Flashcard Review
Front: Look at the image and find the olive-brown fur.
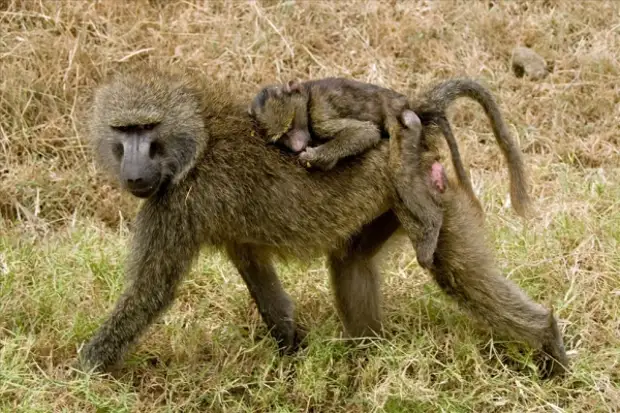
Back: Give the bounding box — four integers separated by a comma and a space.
249, 77, 532, 267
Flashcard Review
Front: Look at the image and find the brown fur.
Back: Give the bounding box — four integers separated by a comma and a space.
79, 66, 567, 379
385, 108, 445, 269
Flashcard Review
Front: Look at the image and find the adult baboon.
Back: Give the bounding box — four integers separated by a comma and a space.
80, 66, 567, 378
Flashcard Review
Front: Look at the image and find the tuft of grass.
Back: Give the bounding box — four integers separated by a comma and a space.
1, 0, 619, 411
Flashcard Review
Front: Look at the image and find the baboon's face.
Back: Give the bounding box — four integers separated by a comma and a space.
90, 73, 206, 198
103, 122, 166, 198
249, 86, 311, 154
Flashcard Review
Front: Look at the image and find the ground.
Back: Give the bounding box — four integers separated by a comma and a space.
1, 1, 619, 412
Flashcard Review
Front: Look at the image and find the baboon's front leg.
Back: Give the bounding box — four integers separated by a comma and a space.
79, 208, 199, 372
226, 244, 300, 353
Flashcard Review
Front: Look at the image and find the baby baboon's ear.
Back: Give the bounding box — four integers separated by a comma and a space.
271, 86, 284, 98
284, 79, 302, 93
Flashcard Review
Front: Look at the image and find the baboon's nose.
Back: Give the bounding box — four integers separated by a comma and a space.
127, 177, 146, 186
125, 176, 156, 198
126, 177, 152, 191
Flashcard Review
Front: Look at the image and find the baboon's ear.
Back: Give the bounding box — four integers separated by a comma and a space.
285, 79, 302, 93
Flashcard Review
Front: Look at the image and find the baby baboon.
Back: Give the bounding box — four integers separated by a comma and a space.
249, 78, 410, 170
79, 66, 567, 379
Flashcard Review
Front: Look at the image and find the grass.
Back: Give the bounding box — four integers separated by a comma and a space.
1, 0, 619, 411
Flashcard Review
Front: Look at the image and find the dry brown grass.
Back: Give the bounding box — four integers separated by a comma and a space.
1, 1, 619, 412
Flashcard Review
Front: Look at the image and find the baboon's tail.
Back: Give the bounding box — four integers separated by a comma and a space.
414, 79, 531, 217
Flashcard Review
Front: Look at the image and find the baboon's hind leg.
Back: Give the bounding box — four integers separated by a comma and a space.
431, 185, 568, 378
328, 211, 401, 338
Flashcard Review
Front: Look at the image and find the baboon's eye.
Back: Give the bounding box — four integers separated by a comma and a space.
111, 123, 159, 133
149, 141, 164, 159
112, 143, 124, 160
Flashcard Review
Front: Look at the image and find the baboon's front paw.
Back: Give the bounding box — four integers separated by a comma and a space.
77, 340, 117, 374
538, 335, 569, 379
537, 350, 569, 379
537, 312, 569, 379
275, 324, 307, 355
292, 325, 308, 351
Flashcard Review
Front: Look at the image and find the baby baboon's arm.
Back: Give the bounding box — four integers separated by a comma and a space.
299, 118, 381, 170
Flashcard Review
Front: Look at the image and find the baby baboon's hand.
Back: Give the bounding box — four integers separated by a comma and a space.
299, 147, 338, 171
298, 147, 316, 167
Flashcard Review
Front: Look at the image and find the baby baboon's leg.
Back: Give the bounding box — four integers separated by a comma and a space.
388, 110, 443, 269
299, 119, 381, 170
328, 211, 401, 338
226, 243, 299, 353
432, 183, 568, 378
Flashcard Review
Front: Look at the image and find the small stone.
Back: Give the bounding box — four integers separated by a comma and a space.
511, 47, 549, 80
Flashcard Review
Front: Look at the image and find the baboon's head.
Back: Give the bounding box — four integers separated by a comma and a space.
248, 80, 311, 154
89, 69, 207, 198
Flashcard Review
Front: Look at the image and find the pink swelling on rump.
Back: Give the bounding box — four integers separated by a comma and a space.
431, 161, 445, 193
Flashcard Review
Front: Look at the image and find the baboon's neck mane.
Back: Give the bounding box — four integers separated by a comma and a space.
197, 83, 263, 147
